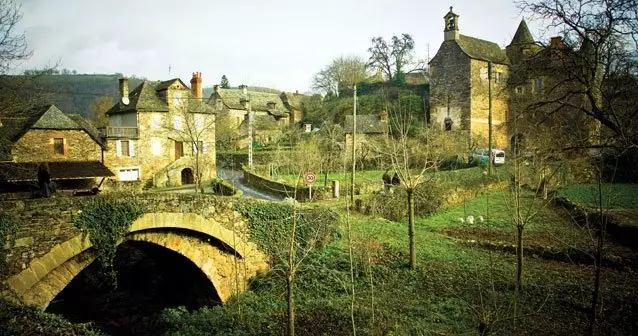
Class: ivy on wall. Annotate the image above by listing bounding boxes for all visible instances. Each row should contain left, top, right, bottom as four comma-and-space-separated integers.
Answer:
73, 198, 143, 287
0, 214, 19, 275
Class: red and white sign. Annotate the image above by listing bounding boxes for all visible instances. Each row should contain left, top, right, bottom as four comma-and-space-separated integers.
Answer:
304, 172, 316, 185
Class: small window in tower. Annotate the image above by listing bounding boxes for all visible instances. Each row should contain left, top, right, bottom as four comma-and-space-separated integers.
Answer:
533, 78, 543, 92
515, 86, 524, 95
53, 138, 64, 155
444, 117, 453, 131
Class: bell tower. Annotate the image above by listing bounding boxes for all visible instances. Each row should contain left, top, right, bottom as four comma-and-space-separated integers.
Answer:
444, 6, 459, 41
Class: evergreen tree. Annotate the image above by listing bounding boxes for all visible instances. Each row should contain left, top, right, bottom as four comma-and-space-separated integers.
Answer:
220, 75, 230, 88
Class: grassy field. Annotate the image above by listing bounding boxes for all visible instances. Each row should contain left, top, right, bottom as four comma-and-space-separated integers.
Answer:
158, 188, 638, 335
557, 184, 638, 209
274, 166, 510, 191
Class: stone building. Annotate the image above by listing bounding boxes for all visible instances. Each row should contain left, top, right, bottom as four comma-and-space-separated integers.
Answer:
103, 72, 216, 188
430, 7, 600, 151
429, 6, 510, 149
344, 112, 389, 164
208, 85, 303, 148
0, 104, 113, 188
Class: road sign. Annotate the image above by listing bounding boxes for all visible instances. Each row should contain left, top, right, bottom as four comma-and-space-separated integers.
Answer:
303, 172, 316, 185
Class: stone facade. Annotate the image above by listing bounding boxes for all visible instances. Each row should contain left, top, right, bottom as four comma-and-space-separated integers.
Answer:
0, 193, 269, 307
104, 74, 216, 188
12, 129, 102, 163
429, 7, 510, 149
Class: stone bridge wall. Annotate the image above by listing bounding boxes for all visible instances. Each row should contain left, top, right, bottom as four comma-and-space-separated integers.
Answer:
1, 192, 261, 288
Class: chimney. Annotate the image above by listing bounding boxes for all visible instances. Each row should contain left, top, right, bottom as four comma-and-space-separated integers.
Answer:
239, 85, 249, 107
119, 78, 129, 103
190, 72, 202, 99
214, 84, 221, 94
549, 36, 565, 49
294, 90, 299, 96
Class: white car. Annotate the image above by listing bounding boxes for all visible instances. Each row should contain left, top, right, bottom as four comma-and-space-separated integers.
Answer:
470, 148, 505, 166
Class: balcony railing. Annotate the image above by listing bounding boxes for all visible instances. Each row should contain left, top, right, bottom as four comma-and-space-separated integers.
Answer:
100, 127, 139, 139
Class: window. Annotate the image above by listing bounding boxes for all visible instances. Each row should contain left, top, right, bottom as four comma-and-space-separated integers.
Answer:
495, 72, 506, 84
173, 92, 182, 106
151, 138, 162, 156
444, 117, 453, 131
116, 140, 135, 157
151, 114, 162, 128
515, 86, 524, 95
533, 78, 543, 92
192, 141, 204, 155
118, 168, 140, 181
175, 141, 184, 159
195, 115, 204, 130
174, 116, 183, 130
53, 138, 64, 155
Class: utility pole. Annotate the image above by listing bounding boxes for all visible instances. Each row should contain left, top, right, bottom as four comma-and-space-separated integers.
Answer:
488, 61, 493, 176
246, 88, 253, 169
351, 84, 357, 204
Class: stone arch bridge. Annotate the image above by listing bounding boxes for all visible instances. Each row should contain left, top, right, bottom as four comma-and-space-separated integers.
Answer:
0, 193, 269, 309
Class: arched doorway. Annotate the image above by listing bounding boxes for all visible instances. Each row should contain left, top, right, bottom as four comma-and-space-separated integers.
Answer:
181, 168, 194, 185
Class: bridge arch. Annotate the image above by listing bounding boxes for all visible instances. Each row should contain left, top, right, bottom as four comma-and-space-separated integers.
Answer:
6, 212, 268, 309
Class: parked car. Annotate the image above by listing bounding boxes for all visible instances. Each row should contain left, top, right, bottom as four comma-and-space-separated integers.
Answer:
470, 148, 505, 166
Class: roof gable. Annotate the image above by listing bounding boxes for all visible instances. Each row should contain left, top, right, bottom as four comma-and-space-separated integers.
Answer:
457, 35, 509, 64
32, 105, 81, 130
509, 19, 534, 46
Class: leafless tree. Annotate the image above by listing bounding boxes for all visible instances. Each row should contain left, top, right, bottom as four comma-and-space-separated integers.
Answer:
0, 0, 31, 74
312, 56, 368, 96
368, 34, 422, 82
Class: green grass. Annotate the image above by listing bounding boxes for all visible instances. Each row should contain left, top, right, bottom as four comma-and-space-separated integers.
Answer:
557, 184, 638, 208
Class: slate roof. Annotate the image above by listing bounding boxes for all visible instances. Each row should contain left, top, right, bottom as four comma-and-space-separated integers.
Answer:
0, 105, 101, 146
457, 35, 510, 64
344, 115, 388, 134
67, 114, 105, 148
107, 80, 215, 115
510, 19, 535, 46
280, 92, 303, 110
212, 88, 291, 117
0, 161, 114, 182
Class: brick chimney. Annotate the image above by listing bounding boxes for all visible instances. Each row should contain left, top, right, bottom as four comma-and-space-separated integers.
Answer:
214, 84, 221, 94
119, 78, 129, 103
190, 72, 202, 99
549, 36, 565, 49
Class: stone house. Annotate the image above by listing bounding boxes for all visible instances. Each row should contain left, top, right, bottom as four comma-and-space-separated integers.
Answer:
208, 85, 303, 148
429, 6, 510, 149
430, 7, 600, 151
0, 104, 113, 189
103, 72, 216, 188
344, 112, 389, 165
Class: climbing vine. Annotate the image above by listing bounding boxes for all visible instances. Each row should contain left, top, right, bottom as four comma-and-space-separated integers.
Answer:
73, 198, 143, 287
0, 213, 19, 275
235, 202, 339, 258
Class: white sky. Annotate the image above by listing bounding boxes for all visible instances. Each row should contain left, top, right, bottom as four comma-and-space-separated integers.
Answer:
15, 0, 545, 93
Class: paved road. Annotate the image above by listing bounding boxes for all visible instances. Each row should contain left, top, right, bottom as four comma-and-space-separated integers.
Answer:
160, 169, 282, 202
217, 168, 283, 202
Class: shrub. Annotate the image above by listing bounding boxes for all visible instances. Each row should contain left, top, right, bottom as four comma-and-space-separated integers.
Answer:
367, 183, 443, 221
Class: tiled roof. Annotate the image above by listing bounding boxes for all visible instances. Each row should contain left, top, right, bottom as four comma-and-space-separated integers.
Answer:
107, 80, 215, 115
212, 88, 291, 117
457, 35, 510, 64
0, 161, 114, 182
344, 115, 388, 134
509, 19, 535, 46
67, 114, 106, 149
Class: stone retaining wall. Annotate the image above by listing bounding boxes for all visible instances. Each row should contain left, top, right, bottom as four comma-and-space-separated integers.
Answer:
241, 167, 331, 202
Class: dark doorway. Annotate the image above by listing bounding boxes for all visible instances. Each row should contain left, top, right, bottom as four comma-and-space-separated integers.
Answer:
181, 168, 194, 185
46, 241, 220, 336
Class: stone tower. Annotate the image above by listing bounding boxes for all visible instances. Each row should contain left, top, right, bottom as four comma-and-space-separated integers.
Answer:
444, 6, 460, 41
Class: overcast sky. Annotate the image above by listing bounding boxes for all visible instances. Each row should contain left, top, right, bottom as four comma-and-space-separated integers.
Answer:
15, 0, 543, 93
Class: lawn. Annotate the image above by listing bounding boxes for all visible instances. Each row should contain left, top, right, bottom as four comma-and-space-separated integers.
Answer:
557, 183, 638, 208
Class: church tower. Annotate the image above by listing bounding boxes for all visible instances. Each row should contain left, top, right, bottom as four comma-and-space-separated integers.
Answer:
444, 6, 459, 41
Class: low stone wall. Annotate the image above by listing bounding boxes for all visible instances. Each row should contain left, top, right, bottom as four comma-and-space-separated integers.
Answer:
211, 178, 242, 197
241, 167, 331, 202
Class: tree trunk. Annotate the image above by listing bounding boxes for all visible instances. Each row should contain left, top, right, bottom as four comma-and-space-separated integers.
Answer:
408, 188, 416, 267
287, 274, 295, 336
589, 216, 604, 336
516, 225, 524, 293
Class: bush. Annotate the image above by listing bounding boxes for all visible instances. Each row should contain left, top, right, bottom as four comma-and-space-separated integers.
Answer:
367, 183, 443, 221
0, 298, 104, 336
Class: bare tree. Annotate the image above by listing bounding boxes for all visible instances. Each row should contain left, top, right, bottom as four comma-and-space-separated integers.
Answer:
0, 0, 31, 74
368, 34, 420, 82
515, 0, 638, 150
312, 56, 368, 96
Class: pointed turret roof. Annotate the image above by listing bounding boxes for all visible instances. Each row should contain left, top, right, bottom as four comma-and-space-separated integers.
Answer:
510, 19, 534, 45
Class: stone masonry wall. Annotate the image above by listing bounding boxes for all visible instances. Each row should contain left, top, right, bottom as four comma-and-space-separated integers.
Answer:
469, 59, 510, 149
12, 129, 102, 163
1, 193, 252, 282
